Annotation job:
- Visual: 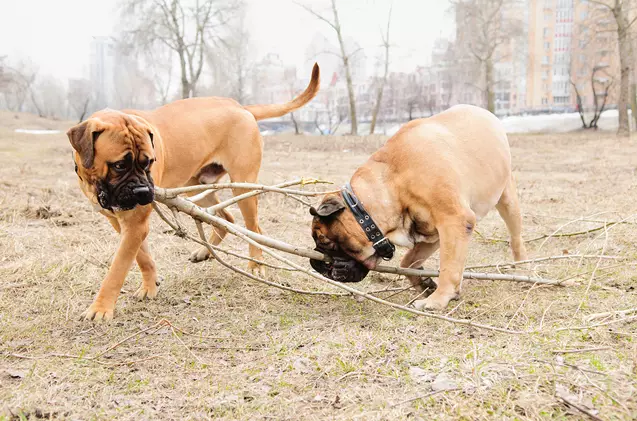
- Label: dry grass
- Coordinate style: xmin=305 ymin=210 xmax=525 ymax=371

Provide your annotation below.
xmin=1 ymin=111 xmax=637 ymax=420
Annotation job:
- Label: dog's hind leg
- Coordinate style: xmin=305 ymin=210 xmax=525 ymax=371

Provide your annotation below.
xmin=189 ymin=190 xmax=235 ymax=263
xmin=495 ymin=175 xmax=528 ymax=262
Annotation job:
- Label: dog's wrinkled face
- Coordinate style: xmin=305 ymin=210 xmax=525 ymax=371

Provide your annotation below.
xmin=68 ymin=111 xmax=156 ymax=211
xmin=309 ymin=193 xmax=380 ymax=283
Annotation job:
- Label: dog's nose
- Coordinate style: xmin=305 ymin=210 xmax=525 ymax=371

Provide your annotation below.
xmin=132 ymin=185 xmax=154 ymax=205
xmin=133 ymin=186 xmax=150 ymax=195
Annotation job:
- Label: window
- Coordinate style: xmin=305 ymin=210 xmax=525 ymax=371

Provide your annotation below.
xmin=543 ymin=55 xmax=550 ymax=64
xmin=545 ymin=42 xmax=551 ymax=49
xmin=542 ymin=97 xmax=548 ymax=105
xmin=544 ymin=28 xmax=550 ymax=37
xmin=580 ymin=10 xmax=588 ymax=20
xmin=542 ymin=71 xmax=549 ymax=80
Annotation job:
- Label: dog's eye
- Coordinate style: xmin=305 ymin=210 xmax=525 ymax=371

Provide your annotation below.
xmin=74 ymin=163 xmax=78 ymax=173
xmin=144 ymin=159 xmax=155 ymax=170
xmin=112 ymin=161 xmax=128 ymax=172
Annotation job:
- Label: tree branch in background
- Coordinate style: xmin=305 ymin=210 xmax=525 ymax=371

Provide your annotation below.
xmin=369 ymin=2 xmax=393 ymax=134
xmin=296 ymin=0 xmax=360 ymax=134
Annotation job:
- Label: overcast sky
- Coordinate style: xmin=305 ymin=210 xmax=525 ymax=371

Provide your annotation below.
xmin=0 ymin=0 xmax=452 ymax=80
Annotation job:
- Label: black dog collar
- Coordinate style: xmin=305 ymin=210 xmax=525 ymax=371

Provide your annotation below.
xmin=341 ymin=183 xmax=395 ymax=260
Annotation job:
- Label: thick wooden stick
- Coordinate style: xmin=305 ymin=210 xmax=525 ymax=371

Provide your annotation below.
xmin=155 ymin=179 xmax=337 ymax=199
xmin=174 ymin=198 xmax=524 ymax=334
xmin=156 ymin=194 xmax=564 ymax=289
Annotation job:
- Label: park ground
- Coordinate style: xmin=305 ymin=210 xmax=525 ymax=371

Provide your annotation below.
xmin=1 ymin=111 xmax=637 ymax=420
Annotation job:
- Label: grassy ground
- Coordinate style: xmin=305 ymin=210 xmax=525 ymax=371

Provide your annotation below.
xmin=1 ymin=110 xmax=637 ymax=420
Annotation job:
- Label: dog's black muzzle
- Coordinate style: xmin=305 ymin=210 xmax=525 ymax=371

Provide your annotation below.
xmin=97 ymin=177 xmax=155 ymax=211
xmin=309 ymin=247 xmax=370 ymax=283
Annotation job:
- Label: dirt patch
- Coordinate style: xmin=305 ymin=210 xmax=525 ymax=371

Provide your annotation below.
xmin=1 ymin=124 xmax=636 ymax=420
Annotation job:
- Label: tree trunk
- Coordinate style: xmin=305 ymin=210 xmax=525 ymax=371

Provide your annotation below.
xmin=290 ymin=112 xmax=300 ymax=135
xmin=485 ymin=57 xmax=495 ymax=114
xmin=331 ymin=0 xmax=357 ymax=135
xmin=178 ymin=49 xmax=190 ymax=99
xmin=615 ymin=6 xmax=631 ymax=136
xmin=631 ymin=82 xmax=637 ymax=131
xmin=369 ymin=79 xmax=386 ymax=134
xmin=370 ymin=4 xmax=392 ymax=135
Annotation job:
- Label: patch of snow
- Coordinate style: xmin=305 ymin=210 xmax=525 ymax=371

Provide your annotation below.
xmin=14 ymin=129 xmax=61 ymax=135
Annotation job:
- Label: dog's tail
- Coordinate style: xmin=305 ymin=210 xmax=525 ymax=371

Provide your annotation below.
xmin=244 ymin=63 xmax=320 ymax=121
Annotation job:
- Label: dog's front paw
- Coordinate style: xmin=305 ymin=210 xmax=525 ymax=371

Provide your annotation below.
xmin=189 ymin=246 xmax=211 ymax=263
xmin=134 ymin=281 xmax=159 ymax=300
xmin=81 ymin=301 xmax=115 ymax=322
xmin=413 ymin=290 xmax=458 ymax=312
xmin=248 ymin=261 xmax=266 ymax=278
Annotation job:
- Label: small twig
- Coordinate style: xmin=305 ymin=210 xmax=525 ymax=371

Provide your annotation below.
xmin=585 ymin=307 xmax=637 ymax=322
xmin=556 ymin=315 xmax=637 ymax=332
xmin=539 ymin=301 xmax=556 ymax=330
xmin=558 ymin=394 xmax=603 ymax=421
xmin=505 ymin=283 xmax=539 ymax=329
xmin=193 ymin=220 xmax=347 ymax=297
xmin=465 ymin=254 xmax=622 ymax=270
xmin=156 ymin=179 xmax=336 ymax=198
xmin=93 ymin=320 xmax=167 ymax=359
xmin=536 ymin=211 xmax=617 ymax=252
xmin=406 ymin=288 xmax=431 ymax=307
xmin=169 ymin=324 xmax=204 ymax=365
xmin=391 ymin=388 xmax=460 ymax=407
xmin=575 ymin=218 xmax=611 ymax=315
xmin=551 ymin=346 xmax=612 ymax=354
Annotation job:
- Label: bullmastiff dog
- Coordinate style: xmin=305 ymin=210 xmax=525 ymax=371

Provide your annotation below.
xmin=68 ymin=64 xmax=319 ymax=321
xmin=310 ymin=104 xmax=527 ymax=311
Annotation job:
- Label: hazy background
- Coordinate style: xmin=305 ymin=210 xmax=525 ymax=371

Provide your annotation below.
xmin=1 ymin=0 xmax=635 ymax=136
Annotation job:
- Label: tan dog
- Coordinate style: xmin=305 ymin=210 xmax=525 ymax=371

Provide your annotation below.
xmin=68 ymin=64 xmax=320 ymax=321
xmin=310 ymin=104 xmax=527 ymax=311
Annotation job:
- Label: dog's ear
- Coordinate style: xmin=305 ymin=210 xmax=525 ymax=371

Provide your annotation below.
xmin=310 ymin=195 xmax=346 ymax=218
xmin=67 ymin=120 xmax=105 ymax=169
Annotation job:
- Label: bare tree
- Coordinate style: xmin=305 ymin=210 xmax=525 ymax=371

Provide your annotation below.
xmin=120 ymin=0 xmax=242 ymax=99
xmin=143 ymin=44 xmax=175 ymax=105
xmin=31 ymin=76 xmax=67 ymax=119
xmin=228 ymin=15 xmax=251 ymax=103
xmin=0 ymin=58 xmax=38 ymax=112
xmin=68 ymin=79 xmax=93 ymax=123
xmin=588 ymin=0 xmax=637 ymax=136
xmin=571 ymin=65 xmax=614 ymax=129
xmin=369 ymin=3 xmax=393 ymax=134
xmin=288 ymin=80 xmax=301 ymax=135
xmin=451 ymin=0 xmax=523 ymax=113
xmin=297 ymin=0 xmax=360 ymax=134
xmin=314 ymin=90 xmax=347 ymax=135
